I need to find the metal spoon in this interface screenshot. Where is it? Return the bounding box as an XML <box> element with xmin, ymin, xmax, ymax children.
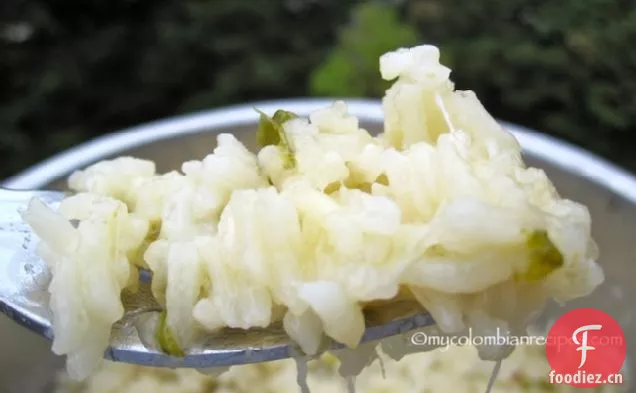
<box><xmin>0</xmin><ymin>188</ymin><xmax>434</xmax><ymax>369</ymax></box>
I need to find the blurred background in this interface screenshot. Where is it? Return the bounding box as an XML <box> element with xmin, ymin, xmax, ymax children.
<box><xmin>2</xmin><ymin>0</ymin><xmax>635</xmax><ymax>180</ymax></box>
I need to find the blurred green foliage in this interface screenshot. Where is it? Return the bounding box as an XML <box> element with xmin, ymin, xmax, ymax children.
<box><xmin>1</xmin><ymin>0</ymin><xmax>355</xmax><ymax>178</ymax></box>
<box><xmin>2</xmin><ymin>0</ymin><xmax>636</xmax><ymax>179</ymax></box>
<box><xmin>310</xmin><ymin>2</ymin><xmax>418</xmax><ymax>97</ymax></box>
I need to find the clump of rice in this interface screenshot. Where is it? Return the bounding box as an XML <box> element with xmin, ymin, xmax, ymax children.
<box><xmin>23</xmin><ymin>45</ymin><xmax>603</xmax><ymax>381</ymax></box>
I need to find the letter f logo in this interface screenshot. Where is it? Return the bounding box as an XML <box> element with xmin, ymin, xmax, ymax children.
<box><xmin>572</xmin><ymin>324</ymin><xmax>602</xmax><ymax>368</ymax></box>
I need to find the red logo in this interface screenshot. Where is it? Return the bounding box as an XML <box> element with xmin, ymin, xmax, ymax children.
<box><xmin>546</xmin><ymin>308</ymin><xmax>626</xmax><ymax>388</ymax></box>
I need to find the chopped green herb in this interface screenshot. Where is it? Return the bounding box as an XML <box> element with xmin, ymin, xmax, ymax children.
<box><xmin>426</xmin><ymin>244</ymin><xmax>448</xmax><ymax>257</ymax></box>
<box><xmin>520</xmin><ymin>230</ymin><xmax>564</xmax><ymax>281</ymax></box>
<box><xmin>155</xmin><ymin>310</ymin><xmax>185</xmax><ymax>357</ymax></box>
<box><xmin>256</xmin><ymin>109</ymin><xmax>298</xmax><ymax>169</ymax></box>
<box><xmin>375</xmin><ymin>174</ymin><xmax>389</xmax><ymax>186</ymax></box>
<box><xmin>128</xmin><ymin>220</ymin><xmax>161</xmax><ymax>267</ymax></box>
<box><xmin>324</xmin><ymin>181</ymin><xmax>342</xmax><ymax>194</ymax></box>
